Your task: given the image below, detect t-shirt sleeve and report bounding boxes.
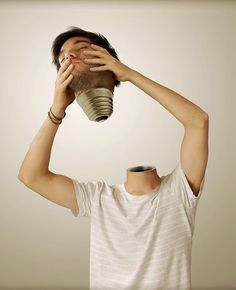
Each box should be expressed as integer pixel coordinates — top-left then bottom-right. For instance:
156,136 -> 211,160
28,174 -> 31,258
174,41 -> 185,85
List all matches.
169,161 -> 205,208
70,179 -> 104,217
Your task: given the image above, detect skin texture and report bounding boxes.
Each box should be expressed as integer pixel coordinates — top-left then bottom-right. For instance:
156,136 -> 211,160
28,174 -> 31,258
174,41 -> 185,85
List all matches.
18,36 -> 208,214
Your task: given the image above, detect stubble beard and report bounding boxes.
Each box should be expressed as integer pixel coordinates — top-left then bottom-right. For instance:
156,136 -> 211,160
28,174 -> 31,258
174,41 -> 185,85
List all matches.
69,70 -> 95,93
68,67 -> 114,97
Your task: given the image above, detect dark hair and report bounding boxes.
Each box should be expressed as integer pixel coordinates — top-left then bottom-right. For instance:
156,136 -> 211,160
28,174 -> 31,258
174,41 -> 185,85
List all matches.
51,26 -> 120,87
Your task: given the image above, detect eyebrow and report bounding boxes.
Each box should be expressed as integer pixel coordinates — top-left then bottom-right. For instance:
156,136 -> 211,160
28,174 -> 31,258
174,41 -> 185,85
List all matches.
59,40 -> 91,59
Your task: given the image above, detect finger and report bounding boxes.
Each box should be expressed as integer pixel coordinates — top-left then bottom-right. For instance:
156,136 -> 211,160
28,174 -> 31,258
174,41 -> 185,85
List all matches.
58,59 -> 71,75
62,73 -> 73,87
83,50 -> 105,58
90,44 -> 109,54
58,63 -> 74,84
84,58 -> 106,65
56,72 -> 73,90
90,65 -> 108,72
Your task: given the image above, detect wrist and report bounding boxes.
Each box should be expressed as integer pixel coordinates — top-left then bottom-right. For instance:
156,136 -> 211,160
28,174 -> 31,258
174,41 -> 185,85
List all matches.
51,104 -> 66,118
48,105 -> 66,125
126,68 -> 138,82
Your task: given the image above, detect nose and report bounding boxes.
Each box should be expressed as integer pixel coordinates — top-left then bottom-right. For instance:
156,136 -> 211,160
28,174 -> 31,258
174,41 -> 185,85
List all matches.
65,51 -> 77,61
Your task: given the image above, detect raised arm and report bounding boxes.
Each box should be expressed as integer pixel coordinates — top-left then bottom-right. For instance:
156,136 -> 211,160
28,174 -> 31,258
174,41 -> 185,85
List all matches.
127,71 -> 209,196
18,58 -> 80,211
84,44 -> 209,196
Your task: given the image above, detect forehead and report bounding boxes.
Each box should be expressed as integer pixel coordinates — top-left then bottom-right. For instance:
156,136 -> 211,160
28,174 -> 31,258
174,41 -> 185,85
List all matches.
60,36 -> 92,52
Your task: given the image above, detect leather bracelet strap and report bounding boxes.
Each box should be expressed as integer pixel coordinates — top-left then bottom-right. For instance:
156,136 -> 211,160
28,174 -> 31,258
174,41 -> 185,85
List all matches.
48,111 -> 62,125
50,107 -> 66,121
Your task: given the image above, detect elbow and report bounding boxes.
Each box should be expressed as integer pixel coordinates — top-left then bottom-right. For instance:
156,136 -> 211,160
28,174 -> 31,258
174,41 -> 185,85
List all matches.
188,111 -> 209,129
198,111 -> 209,128
18,171 -> 31,186
18,168 -> 24,183
18,169 -> 51,188
18,169 -> 36,187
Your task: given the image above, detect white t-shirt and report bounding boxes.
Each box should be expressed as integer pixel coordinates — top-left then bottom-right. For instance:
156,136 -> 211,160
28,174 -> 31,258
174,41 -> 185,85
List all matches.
71,162 -> 204,290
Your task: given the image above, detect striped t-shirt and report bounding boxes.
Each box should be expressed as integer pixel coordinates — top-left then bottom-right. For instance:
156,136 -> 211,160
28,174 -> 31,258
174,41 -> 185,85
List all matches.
71,162 -> 204,290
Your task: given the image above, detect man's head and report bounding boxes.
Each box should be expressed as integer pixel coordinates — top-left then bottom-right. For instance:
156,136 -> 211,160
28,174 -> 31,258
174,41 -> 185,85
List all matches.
51,27 -> 121,93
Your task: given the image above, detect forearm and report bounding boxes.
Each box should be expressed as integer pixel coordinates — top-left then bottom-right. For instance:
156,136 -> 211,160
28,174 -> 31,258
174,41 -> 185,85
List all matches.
18,106 -> 64,184
128,69 -> 208,127
19,57 -> 76,185
83,45 -> 208,127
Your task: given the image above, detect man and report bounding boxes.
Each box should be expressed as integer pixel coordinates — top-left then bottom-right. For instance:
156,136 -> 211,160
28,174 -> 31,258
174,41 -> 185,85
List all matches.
18,27 -> 209,290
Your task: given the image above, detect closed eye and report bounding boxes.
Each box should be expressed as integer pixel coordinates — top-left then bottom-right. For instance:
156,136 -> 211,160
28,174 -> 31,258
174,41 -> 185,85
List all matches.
59,45 -> 89,65
76,46 -> 88,52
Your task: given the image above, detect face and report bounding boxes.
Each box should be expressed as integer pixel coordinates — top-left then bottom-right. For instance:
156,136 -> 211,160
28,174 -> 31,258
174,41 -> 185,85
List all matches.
58,36 -> 115,94
59,36 -> 97,92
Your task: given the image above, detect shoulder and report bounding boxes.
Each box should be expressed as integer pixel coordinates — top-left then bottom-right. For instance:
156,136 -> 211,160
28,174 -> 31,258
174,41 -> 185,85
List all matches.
160,163 -> 187,188
161,162 -> 205,207
91,180 -> 116,197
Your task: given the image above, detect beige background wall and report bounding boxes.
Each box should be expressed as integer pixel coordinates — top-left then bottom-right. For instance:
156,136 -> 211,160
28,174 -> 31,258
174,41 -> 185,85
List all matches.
0,1 -> 235,289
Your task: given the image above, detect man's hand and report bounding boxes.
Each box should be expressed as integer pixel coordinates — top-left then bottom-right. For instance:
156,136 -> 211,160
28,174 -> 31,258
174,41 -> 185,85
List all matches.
52,58 -> 76,116
83,44 -> 134,82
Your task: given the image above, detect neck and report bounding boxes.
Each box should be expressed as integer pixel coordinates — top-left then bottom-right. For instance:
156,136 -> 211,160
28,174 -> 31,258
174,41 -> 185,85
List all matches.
124,166 -> 161,196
